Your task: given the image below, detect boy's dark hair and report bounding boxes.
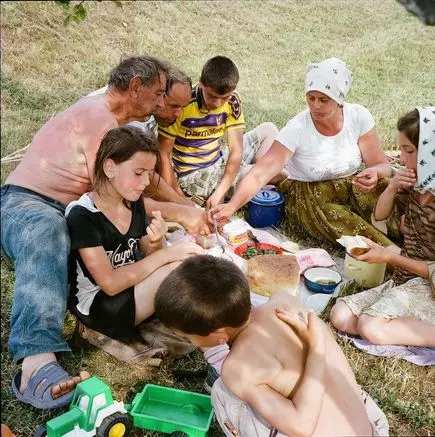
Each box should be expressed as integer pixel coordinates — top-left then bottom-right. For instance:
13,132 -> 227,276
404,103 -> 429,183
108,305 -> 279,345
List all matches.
200,56 -> 239,95
108,55 -> 168,91
93,125 -> 161,195
397,108 -> 420,148
155,255 -> 251,336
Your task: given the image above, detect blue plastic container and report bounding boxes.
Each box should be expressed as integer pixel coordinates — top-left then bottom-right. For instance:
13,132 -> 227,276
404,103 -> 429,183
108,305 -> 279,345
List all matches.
247,189 -> 284,228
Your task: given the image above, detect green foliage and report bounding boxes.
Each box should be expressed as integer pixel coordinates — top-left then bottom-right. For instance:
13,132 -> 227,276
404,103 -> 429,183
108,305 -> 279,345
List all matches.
54,0 -> 71,7
54,0 -> 122,26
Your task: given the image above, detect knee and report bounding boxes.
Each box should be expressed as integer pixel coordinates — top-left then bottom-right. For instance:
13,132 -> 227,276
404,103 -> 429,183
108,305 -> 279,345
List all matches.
358,315 -> 388,344
256,121 -> 279,139
35,212 -> 70,251
330,302 -> 356,332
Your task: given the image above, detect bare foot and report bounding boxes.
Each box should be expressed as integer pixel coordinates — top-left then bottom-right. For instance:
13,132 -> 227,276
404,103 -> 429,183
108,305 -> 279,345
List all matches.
20,353 -> 57,394
20,353 -> 90,399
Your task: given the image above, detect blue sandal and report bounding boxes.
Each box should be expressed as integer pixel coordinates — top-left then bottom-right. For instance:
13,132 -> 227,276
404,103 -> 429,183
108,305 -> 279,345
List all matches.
12,361 -> 74,409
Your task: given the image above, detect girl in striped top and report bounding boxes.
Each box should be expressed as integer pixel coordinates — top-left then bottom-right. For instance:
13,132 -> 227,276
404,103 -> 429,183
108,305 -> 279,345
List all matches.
330,107 -> 435,347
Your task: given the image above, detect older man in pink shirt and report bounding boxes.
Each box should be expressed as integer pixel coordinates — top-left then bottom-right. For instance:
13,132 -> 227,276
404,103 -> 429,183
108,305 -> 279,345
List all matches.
1,55 -> 207,409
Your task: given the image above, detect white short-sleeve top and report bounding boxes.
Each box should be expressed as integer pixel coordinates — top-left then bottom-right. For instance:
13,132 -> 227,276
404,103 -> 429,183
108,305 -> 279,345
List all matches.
276,103 -> 375,182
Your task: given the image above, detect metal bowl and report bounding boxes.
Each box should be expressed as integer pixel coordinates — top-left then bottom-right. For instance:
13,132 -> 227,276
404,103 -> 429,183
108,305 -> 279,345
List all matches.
303,267 -> 342,294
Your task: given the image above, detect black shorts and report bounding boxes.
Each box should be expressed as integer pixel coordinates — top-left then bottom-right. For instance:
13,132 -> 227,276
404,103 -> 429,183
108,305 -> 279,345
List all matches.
71,287 -> 136,342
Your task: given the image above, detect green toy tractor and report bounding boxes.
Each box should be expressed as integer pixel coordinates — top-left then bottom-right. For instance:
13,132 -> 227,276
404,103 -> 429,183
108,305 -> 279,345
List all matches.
35,376 -> 131,437
35,376 -> 214,437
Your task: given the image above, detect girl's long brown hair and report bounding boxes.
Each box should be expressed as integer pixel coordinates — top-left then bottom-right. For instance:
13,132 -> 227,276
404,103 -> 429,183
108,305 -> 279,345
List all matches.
93,125 -> 161,201
397,109 -> 420,148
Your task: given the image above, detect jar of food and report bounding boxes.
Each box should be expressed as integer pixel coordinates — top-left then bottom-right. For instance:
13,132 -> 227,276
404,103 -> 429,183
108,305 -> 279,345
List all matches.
223,219 -> 249,245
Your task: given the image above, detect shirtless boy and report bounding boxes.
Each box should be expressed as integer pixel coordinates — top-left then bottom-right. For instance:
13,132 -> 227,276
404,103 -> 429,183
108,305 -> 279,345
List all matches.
155,255 -> 388,436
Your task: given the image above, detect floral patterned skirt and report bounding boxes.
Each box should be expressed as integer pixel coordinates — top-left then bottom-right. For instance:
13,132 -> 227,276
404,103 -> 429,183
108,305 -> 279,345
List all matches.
339,277 -> 435,323
278,176 -> 397,246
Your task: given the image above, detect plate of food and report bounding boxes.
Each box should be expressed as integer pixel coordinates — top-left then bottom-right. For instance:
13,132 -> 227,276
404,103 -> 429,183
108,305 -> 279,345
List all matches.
234,242 -> 283,260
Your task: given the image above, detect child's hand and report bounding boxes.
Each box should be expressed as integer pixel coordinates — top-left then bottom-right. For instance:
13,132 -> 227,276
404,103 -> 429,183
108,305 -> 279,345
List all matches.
390,167 -> 417,192
146,211 -> 168,244
208,203 -> 236,225
166,242 -> 205,262
205,191 -> 225,212
276,308 -> 325,353
353,237 -> 390,264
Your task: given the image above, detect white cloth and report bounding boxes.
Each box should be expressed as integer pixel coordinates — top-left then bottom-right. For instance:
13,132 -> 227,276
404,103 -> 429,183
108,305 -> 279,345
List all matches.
415,106 -> 435,194
85,86 -> 158,135
276,103 -> 374,181
305,57 -> 353,104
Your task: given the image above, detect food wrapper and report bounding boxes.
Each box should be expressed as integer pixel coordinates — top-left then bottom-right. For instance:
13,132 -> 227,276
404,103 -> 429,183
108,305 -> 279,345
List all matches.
294,248 -> 336,272
336,235 -> 370,256
195,234 -> 217,249
165,223 -> 196,245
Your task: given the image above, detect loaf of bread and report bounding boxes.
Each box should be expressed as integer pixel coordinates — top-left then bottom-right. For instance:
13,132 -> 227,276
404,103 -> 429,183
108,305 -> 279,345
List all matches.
246,254 -> 300,297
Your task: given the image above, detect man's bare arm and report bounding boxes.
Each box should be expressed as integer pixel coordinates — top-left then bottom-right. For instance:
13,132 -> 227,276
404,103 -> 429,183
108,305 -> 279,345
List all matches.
145,172 -> 194,206
144,197 -> 211,234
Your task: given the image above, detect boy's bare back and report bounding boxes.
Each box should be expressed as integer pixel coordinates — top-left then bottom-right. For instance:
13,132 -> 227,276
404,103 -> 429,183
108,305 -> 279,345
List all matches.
221,292 -> 372,436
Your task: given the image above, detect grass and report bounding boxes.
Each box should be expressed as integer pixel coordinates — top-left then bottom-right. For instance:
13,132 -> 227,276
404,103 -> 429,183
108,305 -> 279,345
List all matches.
1,1 -> 435,435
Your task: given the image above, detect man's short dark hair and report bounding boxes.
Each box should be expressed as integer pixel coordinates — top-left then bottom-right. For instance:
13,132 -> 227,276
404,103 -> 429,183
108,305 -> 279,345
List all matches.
108,55 -> 168,91
200,56 -> 239,95
166,66 -> 192,97
155,255 -> 251,336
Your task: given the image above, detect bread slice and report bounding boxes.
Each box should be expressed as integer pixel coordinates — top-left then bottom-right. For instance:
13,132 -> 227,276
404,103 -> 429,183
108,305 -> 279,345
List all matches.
246,254 -> 300,297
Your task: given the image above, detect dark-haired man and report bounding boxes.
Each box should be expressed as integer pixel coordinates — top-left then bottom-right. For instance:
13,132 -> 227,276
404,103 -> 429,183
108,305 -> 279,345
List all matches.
1,55 -> 207,410
88,63 -> 192,131
158,56 -> 279,209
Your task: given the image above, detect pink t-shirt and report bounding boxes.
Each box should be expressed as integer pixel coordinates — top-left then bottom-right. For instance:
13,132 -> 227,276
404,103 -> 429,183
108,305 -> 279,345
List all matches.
6,95 -> 118,206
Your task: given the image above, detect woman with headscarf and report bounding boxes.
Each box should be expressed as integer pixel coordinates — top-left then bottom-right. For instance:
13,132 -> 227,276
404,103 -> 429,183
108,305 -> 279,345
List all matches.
210,57 -> 395,246
330,107 -> 435,346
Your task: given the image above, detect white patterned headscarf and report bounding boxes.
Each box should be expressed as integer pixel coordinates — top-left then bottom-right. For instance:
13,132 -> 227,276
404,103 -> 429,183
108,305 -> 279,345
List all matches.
415,107 -> 435,194
304,57 -> 353,104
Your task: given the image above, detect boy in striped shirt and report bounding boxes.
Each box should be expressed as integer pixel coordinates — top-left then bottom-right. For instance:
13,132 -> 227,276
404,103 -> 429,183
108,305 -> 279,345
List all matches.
158,56 -> 279,208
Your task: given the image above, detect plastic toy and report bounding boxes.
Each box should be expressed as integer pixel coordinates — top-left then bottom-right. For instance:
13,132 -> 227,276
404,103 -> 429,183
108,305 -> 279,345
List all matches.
129,384 -> 213,436
34,376 -> 214,437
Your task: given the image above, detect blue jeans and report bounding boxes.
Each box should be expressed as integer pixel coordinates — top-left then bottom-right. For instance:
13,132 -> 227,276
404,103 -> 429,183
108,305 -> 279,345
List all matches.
1,185 -> 72,362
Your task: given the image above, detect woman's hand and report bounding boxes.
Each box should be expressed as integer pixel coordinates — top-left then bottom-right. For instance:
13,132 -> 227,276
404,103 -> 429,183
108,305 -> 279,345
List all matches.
208,202 -> 237,225
146,211 -> 168,245
353,237 -> 390,264
165,242 -> 205,262
390,167 -> 417,192
353,167 -> 379,193
276,308 -> 325,354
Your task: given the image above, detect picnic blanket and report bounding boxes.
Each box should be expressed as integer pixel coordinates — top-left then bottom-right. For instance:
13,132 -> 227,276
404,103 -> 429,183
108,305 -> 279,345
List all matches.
338,333 -> 435,366
168,219 -> 342,314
